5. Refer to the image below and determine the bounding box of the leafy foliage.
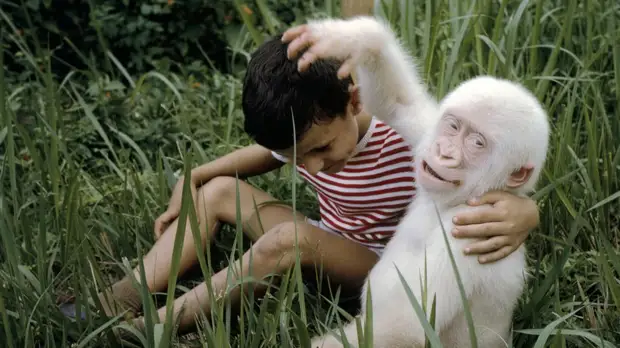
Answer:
[2,0,327,78]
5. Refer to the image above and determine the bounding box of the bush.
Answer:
[2,0,327,79]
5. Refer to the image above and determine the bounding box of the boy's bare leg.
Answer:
[92,176,297,316]
[91,176,377,320]
[145,212,378,332]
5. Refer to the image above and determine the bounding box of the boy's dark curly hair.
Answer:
[242,34,353,150]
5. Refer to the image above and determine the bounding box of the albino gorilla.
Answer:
[282,16,549,348]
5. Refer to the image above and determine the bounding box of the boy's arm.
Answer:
[191,144,285,185]
[154,144,284,238]
[282,16,439,147]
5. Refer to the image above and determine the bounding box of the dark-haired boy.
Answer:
[61,35,539,333]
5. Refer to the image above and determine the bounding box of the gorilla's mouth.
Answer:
[422,161,461,186]
[424,161,447,181]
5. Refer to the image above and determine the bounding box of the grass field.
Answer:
[1,0,620,347]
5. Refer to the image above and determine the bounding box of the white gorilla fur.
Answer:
[299,16,550,348]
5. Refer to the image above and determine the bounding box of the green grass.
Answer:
[1,0,620,347]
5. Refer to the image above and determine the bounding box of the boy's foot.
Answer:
[58,277,143,320]
[59,301,88,320]
[58,300,137,321]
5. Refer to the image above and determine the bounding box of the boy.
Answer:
[60,34,539,334]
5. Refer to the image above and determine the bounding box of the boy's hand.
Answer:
[451,191,539,264]
[154,177,198,239]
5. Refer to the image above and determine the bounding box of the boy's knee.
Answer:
[254,222,315,269]
[196,176,240,208]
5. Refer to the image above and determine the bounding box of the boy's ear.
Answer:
[348,84,362,114]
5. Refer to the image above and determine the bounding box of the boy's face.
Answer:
[275,87,363,175]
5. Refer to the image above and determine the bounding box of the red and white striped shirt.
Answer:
[273,117,417,250]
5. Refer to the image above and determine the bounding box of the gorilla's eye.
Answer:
[468,134,486,148]
[444,117,459,132]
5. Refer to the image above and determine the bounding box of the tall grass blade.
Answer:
[534,0,577,97]
[530,307,583,348]
[517,328,615,348]
[234,0,265,45]
[434,204,477,347]
[393,265,443,347]
[108,126,153,172]
[0,279,15,348]
[71,83,120,164]
[159,151,196,347]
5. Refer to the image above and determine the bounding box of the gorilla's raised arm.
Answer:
[282,16,439,147]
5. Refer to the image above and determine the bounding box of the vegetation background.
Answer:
[1,0,619,347]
